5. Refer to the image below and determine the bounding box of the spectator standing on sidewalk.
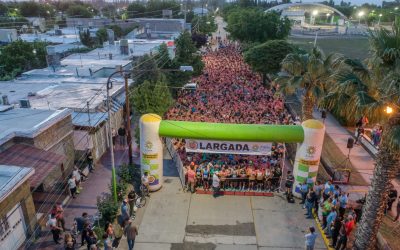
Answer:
[304,226,317,250]
[87,150,94,172]
[330,216,342,248]
[121,199,130,224]
[300,181,309,205]
[112,128,117,149]
[74,212,89,246]
[47,213,62,244]
[338,192,348,217]
[68,175,77,199]
[103,233,113,250]
[124,219,138,250]
[51,203,66,231]
[118,125,126,147]
[305,189,316,219]
[73,166,82,193]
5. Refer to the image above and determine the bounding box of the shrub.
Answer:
[96,193,118,224]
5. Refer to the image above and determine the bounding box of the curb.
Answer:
[312,210,335,250]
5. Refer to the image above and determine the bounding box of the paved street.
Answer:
[134,177,326,250]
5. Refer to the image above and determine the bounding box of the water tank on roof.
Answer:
[55,29,62,36]
[2,95,9,105]
[19,99,31,108]
[120,39,129,55]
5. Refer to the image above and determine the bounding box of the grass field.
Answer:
[289,36,371,61]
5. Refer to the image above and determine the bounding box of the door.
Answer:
[0,203,27,250]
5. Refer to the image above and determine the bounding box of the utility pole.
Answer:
[107,83,117,203]
[124,73,133,165]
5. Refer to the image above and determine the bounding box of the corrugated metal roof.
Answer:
[72,112,108,127]
[0,144,65,189]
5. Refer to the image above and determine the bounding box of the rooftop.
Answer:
[0,108,71,145]
[28,82,125,111]
[0,165,34,203]
[0,144,64,189]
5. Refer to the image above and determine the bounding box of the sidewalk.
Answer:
[313,109,400,195]
[26,146,130,250]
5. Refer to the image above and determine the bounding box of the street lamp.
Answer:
[385,106,393,114]
[395,7,399,11]
[358,11,365,24]
[378,13,383,25]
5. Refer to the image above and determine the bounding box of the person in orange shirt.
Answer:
[187,164,196,193]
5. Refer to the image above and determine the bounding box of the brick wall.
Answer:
[0,181,36,235]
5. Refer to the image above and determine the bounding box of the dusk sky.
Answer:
[295,0,394,6]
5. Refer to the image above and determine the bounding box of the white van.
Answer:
[183,82,198,90]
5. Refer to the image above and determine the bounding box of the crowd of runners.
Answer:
[165,43,299,193]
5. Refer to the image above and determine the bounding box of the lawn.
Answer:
[289,36,371,61]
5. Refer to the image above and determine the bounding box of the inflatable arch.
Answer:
[139,114,325,196]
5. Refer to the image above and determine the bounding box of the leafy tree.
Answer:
[131,77,174,116]
[191,33,208,48]
[244,40,294,85]
[96,28,108,45]
[322,21,400,250]
[66,5,93,18]
[132,54,161,84]
[0,3,8,16]
[156,43,191,89]
[0,40,47,80]
[226,8,291,43]
[174,30,204,76]
[79,29,95,48]
[191,15,217,34]
[277,48,340,120]
[126,2,146,18]
[102,5,117,18]
[107,25,123,39]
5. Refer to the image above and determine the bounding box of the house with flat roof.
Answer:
[0,165,35,250]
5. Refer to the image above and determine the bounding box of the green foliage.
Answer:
[132,54,161,84]
[107,25,123,38]
[67,5,93,18]
[126,0,180,18]
[192,15,218,34]
[96,193,119,224]
[79,29,95,48]
[226,8,291,43]
[131,77,174,116]
[0,40,47,79]
[244,40,294,84]
[174,31,204,76]
[96,28,108,45]
[117,164,136,184]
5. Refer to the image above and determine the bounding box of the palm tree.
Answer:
[277,47,341,120]
[323,55,400,249]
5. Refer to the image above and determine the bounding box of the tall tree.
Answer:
[323,21,400,250]
[131,77,174,116]
[226,8,291,43]
[323,56,400,250]
[277,48,340,120]
[174,30,204,76]
[96,28,108,45]
[67,5,93,18]
[244,40,294,85]
[132,54,161,85]
[79,29,95,48]
[0,40,47,79]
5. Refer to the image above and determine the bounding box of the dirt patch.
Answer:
[170,242,216,250]
[185,222,256,236]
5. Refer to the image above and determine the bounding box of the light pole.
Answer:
[358,11,365,25]
[378,13,382,26]
[106,65,194,199]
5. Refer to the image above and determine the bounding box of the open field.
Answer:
[289,36,370,61]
